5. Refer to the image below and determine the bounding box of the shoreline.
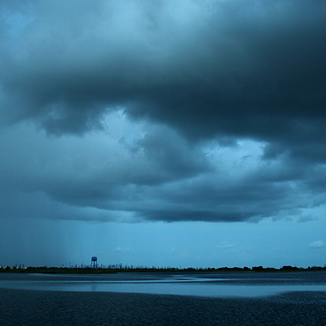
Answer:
[1,266,326,275]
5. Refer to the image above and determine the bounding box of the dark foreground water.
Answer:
[1,271,325,325]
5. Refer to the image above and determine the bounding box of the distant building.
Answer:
[91,256,97,268]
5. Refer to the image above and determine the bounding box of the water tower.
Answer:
[91,256,97,268]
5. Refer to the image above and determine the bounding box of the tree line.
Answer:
[1,264,326,274]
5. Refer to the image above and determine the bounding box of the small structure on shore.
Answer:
[91,256,97,268]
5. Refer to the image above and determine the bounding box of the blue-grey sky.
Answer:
[0,0,326,268]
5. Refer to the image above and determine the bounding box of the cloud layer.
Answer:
[1,0,326,223]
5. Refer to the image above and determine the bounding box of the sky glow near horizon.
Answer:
[0,0,326,268]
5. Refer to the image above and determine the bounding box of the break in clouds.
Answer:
[0,0,326,223]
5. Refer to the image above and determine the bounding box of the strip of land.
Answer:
[1,265,325,274]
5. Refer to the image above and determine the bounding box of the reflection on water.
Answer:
[1,272,326,298]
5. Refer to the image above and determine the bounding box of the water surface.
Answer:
[1,271,325,298]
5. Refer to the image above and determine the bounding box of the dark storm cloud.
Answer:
[0,121,322,223]
[1,0,325,141]
[1,0,326,224]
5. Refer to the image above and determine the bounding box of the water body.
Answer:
[1,271,326,298]
[1,272,326,325]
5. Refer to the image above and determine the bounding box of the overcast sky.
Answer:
[1,0,326,268]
